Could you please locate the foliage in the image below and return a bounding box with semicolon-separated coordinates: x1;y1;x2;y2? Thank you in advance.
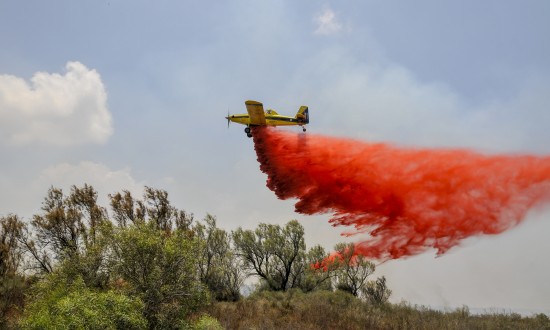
109;186;193;231
4;184;547;329
1;214;29;327
232;221;373;295
0;274;27;329
208;290;550;330
109;187;209;328
31;185;107;263
111;221;208;329
208;289;372;329
195;214;244;301
364;275;392;305
26;185;113;288
233;220;308;291
1;214;25;277
300;244;336;292
192;314;224;330
20;275;146;330
333;242;375;296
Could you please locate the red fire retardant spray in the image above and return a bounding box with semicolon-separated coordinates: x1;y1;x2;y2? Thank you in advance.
252;127;550;261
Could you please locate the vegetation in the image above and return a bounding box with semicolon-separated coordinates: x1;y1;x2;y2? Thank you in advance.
232;220;331;292
195;215;243;302
1;184;548;329
20;275;146;330
209;290;550;330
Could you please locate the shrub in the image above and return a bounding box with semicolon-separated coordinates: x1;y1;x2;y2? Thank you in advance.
19;276;146;330
193;314;223;330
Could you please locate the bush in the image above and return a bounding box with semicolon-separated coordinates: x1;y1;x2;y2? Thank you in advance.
19;276;146;330
208;290;550;330
112;222;209;328
193;314;223;330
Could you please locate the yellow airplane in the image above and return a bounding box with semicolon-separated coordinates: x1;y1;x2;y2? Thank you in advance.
226;100;309;138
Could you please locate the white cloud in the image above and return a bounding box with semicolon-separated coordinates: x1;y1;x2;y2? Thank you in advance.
38;161;144;207
314;6;344;36
0;61;112;146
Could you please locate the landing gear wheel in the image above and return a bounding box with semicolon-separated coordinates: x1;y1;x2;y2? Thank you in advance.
244;127;251;134
302;127;307;132
247;133;252;138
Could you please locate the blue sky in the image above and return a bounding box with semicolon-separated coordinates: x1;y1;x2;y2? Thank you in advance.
1;1;550;313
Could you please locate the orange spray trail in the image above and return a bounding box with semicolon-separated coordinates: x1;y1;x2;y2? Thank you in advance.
252;127;550;261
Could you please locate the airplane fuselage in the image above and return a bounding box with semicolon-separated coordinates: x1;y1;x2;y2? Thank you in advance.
227;114;306;127
226;100;309;137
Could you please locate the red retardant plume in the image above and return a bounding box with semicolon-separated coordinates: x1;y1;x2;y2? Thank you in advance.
252;127;550;261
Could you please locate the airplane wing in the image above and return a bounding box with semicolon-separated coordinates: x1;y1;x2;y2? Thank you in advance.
245;100;267;125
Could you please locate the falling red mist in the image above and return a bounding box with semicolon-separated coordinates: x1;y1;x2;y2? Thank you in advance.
252;127;550;261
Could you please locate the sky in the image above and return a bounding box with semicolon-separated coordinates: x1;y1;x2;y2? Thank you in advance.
1;0;550;314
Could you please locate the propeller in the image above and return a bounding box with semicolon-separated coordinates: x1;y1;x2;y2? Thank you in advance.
226;110;231;128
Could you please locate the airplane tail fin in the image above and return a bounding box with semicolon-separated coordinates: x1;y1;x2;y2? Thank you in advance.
295;106;309;124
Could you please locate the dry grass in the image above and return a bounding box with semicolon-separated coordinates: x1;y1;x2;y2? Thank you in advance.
207;290;550;330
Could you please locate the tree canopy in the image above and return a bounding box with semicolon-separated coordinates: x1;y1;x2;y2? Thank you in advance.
1;184;390;329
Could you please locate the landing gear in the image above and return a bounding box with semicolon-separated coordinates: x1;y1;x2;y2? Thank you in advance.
247;133;252;138
244;127;251;134
302;127;306;132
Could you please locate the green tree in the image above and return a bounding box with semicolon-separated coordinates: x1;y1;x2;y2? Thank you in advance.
299;244;336;292
28;185;112;288
20;275;146;330
31;185;107;261
233;220;306;291
333;242;375;297
1;215;25;277
111;222;208;329
195;214;244;301
1;214;28;328
109;187;193;231
363;276;392;305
